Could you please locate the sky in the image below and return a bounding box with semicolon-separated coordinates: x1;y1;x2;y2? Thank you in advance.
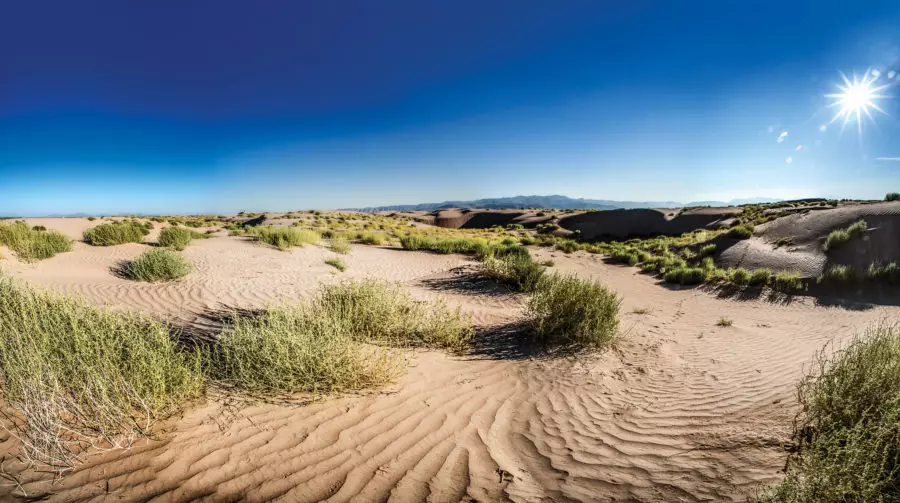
2;0;900;215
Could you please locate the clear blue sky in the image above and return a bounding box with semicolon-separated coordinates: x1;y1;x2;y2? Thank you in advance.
2;0;899;215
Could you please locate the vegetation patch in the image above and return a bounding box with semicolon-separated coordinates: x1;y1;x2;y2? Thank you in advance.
727;224;755;239
158;226;208;250
0;221;72;262
83;221;150;246
886;192;900;202
329;237;351;254
758;325;900;503
823;219;867;252
479;253;546;292
244;226;320;250
526;274;620;348
119;248;192;282
325;257;347;271
0;274;204;468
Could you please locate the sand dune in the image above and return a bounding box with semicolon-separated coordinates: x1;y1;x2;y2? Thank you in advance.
1;218;898;501
557;208;741;239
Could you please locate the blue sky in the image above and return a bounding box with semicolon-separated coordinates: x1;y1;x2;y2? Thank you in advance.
2;0;899;215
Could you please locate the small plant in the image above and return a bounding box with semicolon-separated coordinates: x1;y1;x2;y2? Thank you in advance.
824;219;867;252
526;274;620;348
87;216;97;221
479;253;545;292
158;226;207;251
819;264;857;283
727;224;755;239
757;325;900;503
83;221;148;246
120;248;192;282
325;257;347;272
749;268;772;286
358;232;388;246
716;317;733;327
245;226;319;250
729;267;751;286
773;271;804;293
632;307;651;315
329;237;351;254
886;192;900;202
699;243;717;257
0;221;72;262
867;262;900;284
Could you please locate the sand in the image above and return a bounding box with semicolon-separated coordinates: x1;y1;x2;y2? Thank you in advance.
1;218;898;502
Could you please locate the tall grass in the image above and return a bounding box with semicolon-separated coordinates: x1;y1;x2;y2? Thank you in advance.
526;274;620;348
823;219;867;252
245;226;320;249
758;325;900;502
120;248;192;282
209;280;473;394
158;226;207;250
0;221;72;261
328;237;351;254
83;221;149;246
0;274;204;468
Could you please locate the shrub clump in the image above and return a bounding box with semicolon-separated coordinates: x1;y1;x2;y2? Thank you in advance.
329;237;351;254
758;325;900;503
479;253;546;292
121;248;192;282
728;224;755;239
886;192;900;202
823;219;867;252
0;221;73;262
773;271;805;293
325;257;347;271
158;226;206;250
246;226;320;250
0;274;204;467
526;274;620;348
83;221;149;246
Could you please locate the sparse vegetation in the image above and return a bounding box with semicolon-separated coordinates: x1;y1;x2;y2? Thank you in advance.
479;252;546;292
727;224;755;239
758;325;900;503
329;237;351;254
120;248;192;282
325;257;347;271
83;221;149;246
823;219;867;252
716;317;733;327
526;274;620;348
0;273;204;468
819;264;857;283
244;226;320;249
158;226;207;250
867;262;900;284
773;271;805;293
0;221;72;261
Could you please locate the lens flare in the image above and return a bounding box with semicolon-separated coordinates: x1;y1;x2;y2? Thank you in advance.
826;69;890;135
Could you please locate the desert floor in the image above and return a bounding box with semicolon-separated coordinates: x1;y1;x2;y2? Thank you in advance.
1;218;898;502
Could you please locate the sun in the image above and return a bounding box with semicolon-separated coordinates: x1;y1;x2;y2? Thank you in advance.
826;69;890;134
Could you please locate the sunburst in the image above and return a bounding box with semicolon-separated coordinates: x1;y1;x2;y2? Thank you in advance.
825;69;890;135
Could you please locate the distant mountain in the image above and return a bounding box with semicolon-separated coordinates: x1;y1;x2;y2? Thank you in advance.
684;197;782;207
352;195;685;212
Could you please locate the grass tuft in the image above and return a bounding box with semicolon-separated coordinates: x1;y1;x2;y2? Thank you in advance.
526;274;620;348
83;221;149;246
0;221;72;262
325;257;347;271
119;248;192;282
158;226;207;251
0;273;204;468
328;237;351;254
824;219;867;252
245;226;320;250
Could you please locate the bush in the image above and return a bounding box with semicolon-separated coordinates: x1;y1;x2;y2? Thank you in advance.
868;262;900;284
399;234;435;251
886;192;900;202
0;221;72;262
749;268;772;286
758;325;900;503
824;219;867;252
526;274;620;348
325;257;347;271
819;264;857;283
699;243;717;257
358;232;388;246
87;216;97;221
0;274;204;467
121;248;192;282
158;226;206;251
83;221;148;246
329;237;351;254
729;267;751;286
664;267;707;285
773;271;804;293
247;226;319;249
479;253;546;292
728;224;755;239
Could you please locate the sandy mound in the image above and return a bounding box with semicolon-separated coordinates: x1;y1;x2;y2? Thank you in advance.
717;201;900;277
1;217;898;501
432;209;553;229
558;207;740;239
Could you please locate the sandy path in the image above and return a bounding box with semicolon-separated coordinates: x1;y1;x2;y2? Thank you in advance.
1;225;898;502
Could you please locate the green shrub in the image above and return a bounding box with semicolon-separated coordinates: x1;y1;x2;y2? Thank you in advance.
758;325;900;503
824;219;867;252
247;226;319;249
325;257;347;271
749;268;772;286
329;237;351;254
0;221;72;262
729;267;751;286
727;224;755;239
664;267;707;285
773;271;804;293
867;262;900;284
0;274;204;467
819;264;857;283
886;192;900;202
479;253;546;292
158;226;206;250
83;221;148;246
399;234;435;251
358;232;388;246
87;216;97;221
120;248;191;282
716;317;733;327
526;274;620;348
699;243;717;257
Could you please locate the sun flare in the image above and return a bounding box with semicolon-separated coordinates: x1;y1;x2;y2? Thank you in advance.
826;70;889;134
